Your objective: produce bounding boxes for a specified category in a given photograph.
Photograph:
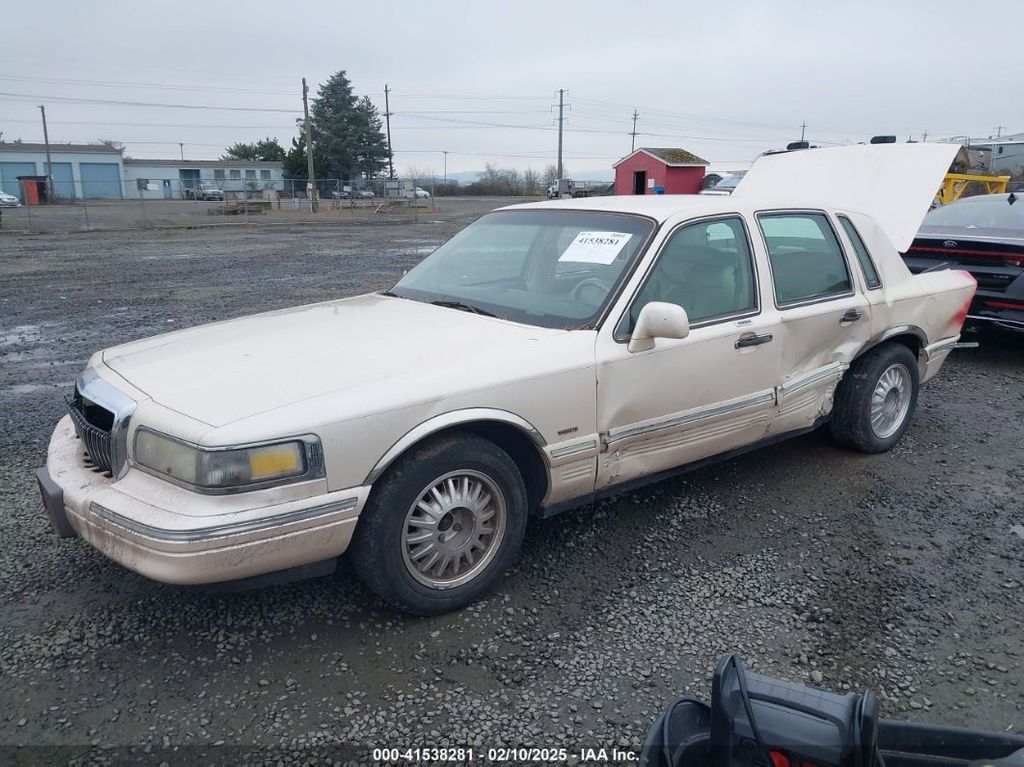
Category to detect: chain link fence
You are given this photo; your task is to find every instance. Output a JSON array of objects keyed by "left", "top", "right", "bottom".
[{"left": 0, "top": 176, "right": 442, "bottom": 234}]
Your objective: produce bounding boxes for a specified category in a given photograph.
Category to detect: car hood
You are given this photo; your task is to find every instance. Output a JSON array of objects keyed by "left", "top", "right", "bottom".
[
  {"left": 734, "top": 142, "right": 962, "bottom": 252},
  {"left": 102, "top": 294, "right": 573, "bottom": 428}
]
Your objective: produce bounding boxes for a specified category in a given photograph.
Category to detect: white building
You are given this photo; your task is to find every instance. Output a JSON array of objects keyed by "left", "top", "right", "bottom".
[
  {"left": 123, "top": 159, "right": 285, "bottom": 199},
  {"left": 0, "top": 141, "right": 286, "bottom": 201},
  {"left": 967, "top": 132, "right": 1024, "bottom": 176},
  {"left": 0, "top": 142, "right": 124, "bottom": 200}
]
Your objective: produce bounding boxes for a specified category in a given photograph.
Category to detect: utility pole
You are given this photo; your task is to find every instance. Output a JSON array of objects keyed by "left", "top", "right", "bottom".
[
  {"left": 302, "top": 77, "right": 317, "bottom": 212},
  {"left": 799, "top": 121, "right": 807, "bottom": 142},
  {"left": 39, "top": 105, "right": 53, "bottom": 198},
  {"left": 179, "top": 142, "right": 184, "bottom": 161},
  {"left": 384, "top": 84, "right": 394, "bottom": 179},
  {"left": 994, "top": 126, "right": 1006, "bottom": 139},
  {"left": 556, "top": 88, "right": 565, "bottom": 181},
  {"left": 630, "top": 109, "right": 639, "bottom": 153},
  {"left": 442, "top": 150, "right": 448, "bottom": 184},
  {"left": 921, "top": 131, "right": 928, "bottom": 142}
]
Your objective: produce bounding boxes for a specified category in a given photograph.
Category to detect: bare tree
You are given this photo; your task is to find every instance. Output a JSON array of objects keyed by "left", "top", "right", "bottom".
[
  {"left": 523, "top": 167, "right": 540, "bottom": 195},
  {"left": 541, "top": 163, "right": 568, "bottom": 186}
]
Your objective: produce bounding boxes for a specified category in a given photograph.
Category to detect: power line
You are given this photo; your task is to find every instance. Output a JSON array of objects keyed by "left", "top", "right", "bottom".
[
  {"left": 0, "top": 91, "right": 298, "bottom": 113},
  {"left": 0, "top": 118, "right": 298, "bottom": 129},
  {"left": 0, "top": 74, "right": 295, "bottom": 95},
  {"left": 389, "top": 93, "right": 549, "bottom": 100}
]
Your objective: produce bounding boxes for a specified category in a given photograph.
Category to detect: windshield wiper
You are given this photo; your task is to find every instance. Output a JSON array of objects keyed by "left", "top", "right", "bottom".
[{"left": 429, "top": 299, "right": 498, "bottom": 318}]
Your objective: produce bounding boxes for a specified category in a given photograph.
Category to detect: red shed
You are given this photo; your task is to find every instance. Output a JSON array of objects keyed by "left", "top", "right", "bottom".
[{"left": 613, "top": 147, "right": 709, "bottom": 196}]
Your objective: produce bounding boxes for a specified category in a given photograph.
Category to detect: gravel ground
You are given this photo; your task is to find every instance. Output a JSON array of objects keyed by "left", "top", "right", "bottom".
[{"left": 0, "top": 206, "right": 1022, "bottom": 764}]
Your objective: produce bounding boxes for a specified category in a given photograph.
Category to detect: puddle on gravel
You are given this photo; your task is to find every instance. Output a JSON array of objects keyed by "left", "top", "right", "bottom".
[
  {"left": 3, "top": 382, "right": 68, "bottom": 395},
  {"left": 0, "top": 324, "right": 43, "bottom": 347}
]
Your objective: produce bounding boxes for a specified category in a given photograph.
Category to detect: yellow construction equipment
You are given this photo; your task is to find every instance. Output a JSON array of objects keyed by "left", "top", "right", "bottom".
[{"left": 936, "top": 173, "right": 1011, "bottom": 205}]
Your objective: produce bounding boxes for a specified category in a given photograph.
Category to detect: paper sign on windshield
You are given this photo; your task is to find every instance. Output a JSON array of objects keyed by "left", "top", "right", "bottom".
[{"left": 559, "top": 232, "right": 633, "bottom": 265}]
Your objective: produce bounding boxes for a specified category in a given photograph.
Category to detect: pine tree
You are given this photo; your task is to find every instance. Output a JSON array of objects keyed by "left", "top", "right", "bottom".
[{"left": 308, "top": 72, "right": 389, "bottom": 182}]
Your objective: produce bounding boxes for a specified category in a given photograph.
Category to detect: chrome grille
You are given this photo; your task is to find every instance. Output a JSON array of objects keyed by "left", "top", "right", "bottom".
[
  {"left": 66, "top": 370, "right": 137, "bottom": 479},
  {"left": 67, "top": 394, "right": 114, "bottom": 475}
]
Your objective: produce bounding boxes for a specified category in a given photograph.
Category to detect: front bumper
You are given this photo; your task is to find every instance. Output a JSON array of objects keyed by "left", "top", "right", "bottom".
[{"left": 39, "top": 416, "right": 369, "bottom": 586}]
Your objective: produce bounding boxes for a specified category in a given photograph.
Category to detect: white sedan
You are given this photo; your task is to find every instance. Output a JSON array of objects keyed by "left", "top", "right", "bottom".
[
  {"left": 0, "top": 190, "right": 21, "bottom": 207},
  {"left": 37, "top": 144, "right": 976, "bottom": 614}
]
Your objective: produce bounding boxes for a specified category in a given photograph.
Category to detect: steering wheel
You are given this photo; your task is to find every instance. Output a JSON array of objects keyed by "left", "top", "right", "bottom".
[{"left": 570, "top": 277, "right": 614, "bottom": 308}]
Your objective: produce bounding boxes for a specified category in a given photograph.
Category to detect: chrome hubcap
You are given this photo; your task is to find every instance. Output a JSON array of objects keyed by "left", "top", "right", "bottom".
[
  {"left": 870, "top": 363, "right": 912, "bottom": 439},
  {"left": 401, "top": 470, "right": 506, "bottom": 589}
]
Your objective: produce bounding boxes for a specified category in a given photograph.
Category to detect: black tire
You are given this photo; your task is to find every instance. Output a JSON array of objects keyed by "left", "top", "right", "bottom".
[
  {"left": 350, "top": 433, "right": 528, "bottom": 615},
  {"left": 830, "top": 342, "right": 920, "bottom": 453}
]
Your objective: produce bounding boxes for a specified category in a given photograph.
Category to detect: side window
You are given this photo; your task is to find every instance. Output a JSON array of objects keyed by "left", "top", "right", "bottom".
[
  {"left": 759, "top": 212, "right": 852, "bottom": 306},
  {"left": 837, "top": 215, "right": 881, "bottom": 289},
  {"left": 629, "top": 217, "right": 757, "bottom": 328}
]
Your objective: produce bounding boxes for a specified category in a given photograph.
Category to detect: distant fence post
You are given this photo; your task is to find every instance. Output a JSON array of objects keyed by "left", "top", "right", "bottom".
[{"left": 83, "top": 204, "right": 90, "bottom": 232}]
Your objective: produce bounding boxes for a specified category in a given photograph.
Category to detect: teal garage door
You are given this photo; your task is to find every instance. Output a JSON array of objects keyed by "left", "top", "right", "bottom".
[
  {"left": 51, "top": 162, "right": 75, "bottom": 199},
  {"left": 80, "top": 162, "right": 122, "bottom": 198},
  {"left": 0, "top": 161, "right": 37, "bottom": 201}
]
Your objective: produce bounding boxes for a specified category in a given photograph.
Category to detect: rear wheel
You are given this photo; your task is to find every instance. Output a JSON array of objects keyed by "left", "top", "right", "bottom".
[
  {"left": 351, "top": 434, "right": 528, "bottom": 615},
  {"left": 831, "top": 342, "right": 920, "bottom": 453}
]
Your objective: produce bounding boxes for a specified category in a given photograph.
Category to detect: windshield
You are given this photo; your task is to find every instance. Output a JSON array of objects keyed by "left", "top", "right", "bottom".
[
  {"left": 390, "top": 209, "right": 655, "bottom": 329},
  {"left": 715, "top": 174, "right": 744, "bottom": 190},
  {"left": 923, "top": 195, "right": 1024, "bottom": 230}
]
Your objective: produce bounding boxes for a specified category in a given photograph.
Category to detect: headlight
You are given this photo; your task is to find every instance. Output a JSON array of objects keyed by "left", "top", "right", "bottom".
[{"left": 133, "top": 428, "right": 322, "bottom": 492}]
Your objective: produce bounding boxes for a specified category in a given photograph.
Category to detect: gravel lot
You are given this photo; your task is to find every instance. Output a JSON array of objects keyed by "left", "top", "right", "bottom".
[
  {"left": 0, "top": 196, "right": 515, "bottom": 235},
  {"left": 1, "top": 202, "right": 1022, "bottom": 763}
]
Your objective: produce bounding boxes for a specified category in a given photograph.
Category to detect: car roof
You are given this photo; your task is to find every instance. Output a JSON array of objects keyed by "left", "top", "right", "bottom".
[{"left": 498, "top": 194, "right": 857, "bottom": 222}]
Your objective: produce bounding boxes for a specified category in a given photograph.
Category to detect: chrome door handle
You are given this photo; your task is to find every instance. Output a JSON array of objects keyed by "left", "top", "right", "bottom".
[
  {"left": 840, "top": 309, "right": 863, "bottom": 324},
  {"left": 735, "top": 332, "right": 773, "bottom": 349}
]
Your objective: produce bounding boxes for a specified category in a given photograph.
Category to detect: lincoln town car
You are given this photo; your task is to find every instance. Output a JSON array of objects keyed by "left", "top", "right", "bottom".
[{"left": 37, "top": 144, "right": 976, "bottom": 614}]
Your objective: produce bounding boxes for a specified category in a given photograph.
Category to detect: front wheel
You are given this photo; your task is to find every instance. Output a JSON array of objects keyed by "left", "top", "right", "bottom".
[
  {"left": 831, "top": 342, "right": 920, "bottom": 453},
  {"left": 350, "top": 433, "right": 528, "bottom": 615}
]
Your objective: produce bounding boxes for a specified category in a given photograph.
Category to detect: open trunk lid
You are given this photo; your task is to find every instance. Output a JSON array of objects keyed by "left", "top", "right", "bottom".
[{"left": 734, "top": 143, "right": 961, "bottom": 252}]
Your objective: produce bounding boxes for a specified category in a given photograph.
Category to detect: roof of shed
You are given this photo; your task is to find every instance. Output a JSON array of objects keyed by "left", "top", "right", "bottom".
[{"left": 613, "top": 147, "right": 709, "bottom": 168}]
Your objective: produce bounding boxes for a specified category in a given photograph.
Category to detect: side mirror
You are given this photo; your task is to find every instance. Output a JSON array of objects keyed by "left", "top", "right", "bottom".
[{"left": 628, "top": 302, "right": 690, "bottom": 353}]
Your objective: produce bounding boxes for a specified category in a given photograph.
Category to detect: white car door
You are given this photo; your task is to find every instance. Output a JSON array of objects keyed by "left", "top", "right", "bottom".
[
  {"left": 593, "top": 214, "right": 782, "bottom": 491},
  {"left": 754, "top": 210, "right": 872, "bottom": 435}
]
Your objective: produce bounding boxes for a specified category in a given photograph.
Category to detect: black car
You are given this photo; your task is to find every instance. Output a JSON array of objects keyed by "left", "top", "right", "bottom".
[{"left": 904, "top": 193, "right": 1024, "bottom": 332}]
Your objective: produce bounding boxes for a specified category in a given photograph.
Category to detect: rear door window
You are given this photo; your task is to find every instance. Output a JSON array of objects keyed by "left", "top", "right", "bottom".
[
  {"left": 837, "top": 215, "right": 881, "bottom": 289},
  {"left": 758, "top": 212, "right": 853, "bottom": 306}
]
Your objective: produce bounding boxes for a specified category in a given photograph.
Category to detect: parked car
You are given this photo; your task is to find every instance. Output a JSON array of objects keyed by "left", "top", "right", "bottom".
[
  {"left": 332, "top": 188, "right": 375, "bottom": 200},
  {"left": 413, "top": 187, "right": 430, "bottom": 199},
  {"left": 0, "top": 190, "right": 21, "bottom": 207},
  {"left": 37, "top": 143, "right": 975, "bottom": 614},
  {"left": 903, "top": 192, "right": 1023, "bottom": 332},
  {"left": 187, "top": 182, "right": 225, "bottom": 201},
  {"left": 699, "top": 171, "right": 746, "bottom": 196}
]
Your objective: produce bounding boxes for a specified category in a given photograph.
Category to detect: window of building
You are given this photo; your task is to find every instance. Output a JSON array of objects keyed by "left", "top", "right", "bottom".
[
  {"left": 758, "top": 212, "right": 852, "bottom": 306},
  {"left": 628, "top": 216, "right": 757, "bottom": 329},
  {"left": 229, "top": 169, "right": 241, "bottom": 180},
  {"left": 245, "top": 169, "right": 256, "bottom": 179},
  {"left": 214, "top": 169, "right": 225, "bottom": 181},
  {"left": 837, "top": 215, "right": 881, "bottom": 289},
  {"left": 260, "top": 169, "right": 271, "bottom": 180}
]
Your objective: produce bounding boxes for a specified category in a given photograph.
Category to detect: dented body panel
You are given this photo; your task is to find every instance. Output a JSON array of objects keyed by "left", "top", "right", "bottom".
[{"left": 39, "top": 144, "right": 977, "bottom": 587}]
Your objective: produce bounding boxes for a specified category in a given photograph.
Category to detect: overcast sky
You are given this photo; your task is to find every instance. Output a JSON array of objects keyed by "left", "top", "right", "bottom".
[{"left": 2, "top": 1, "right": 1022, "bottom": 178}]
